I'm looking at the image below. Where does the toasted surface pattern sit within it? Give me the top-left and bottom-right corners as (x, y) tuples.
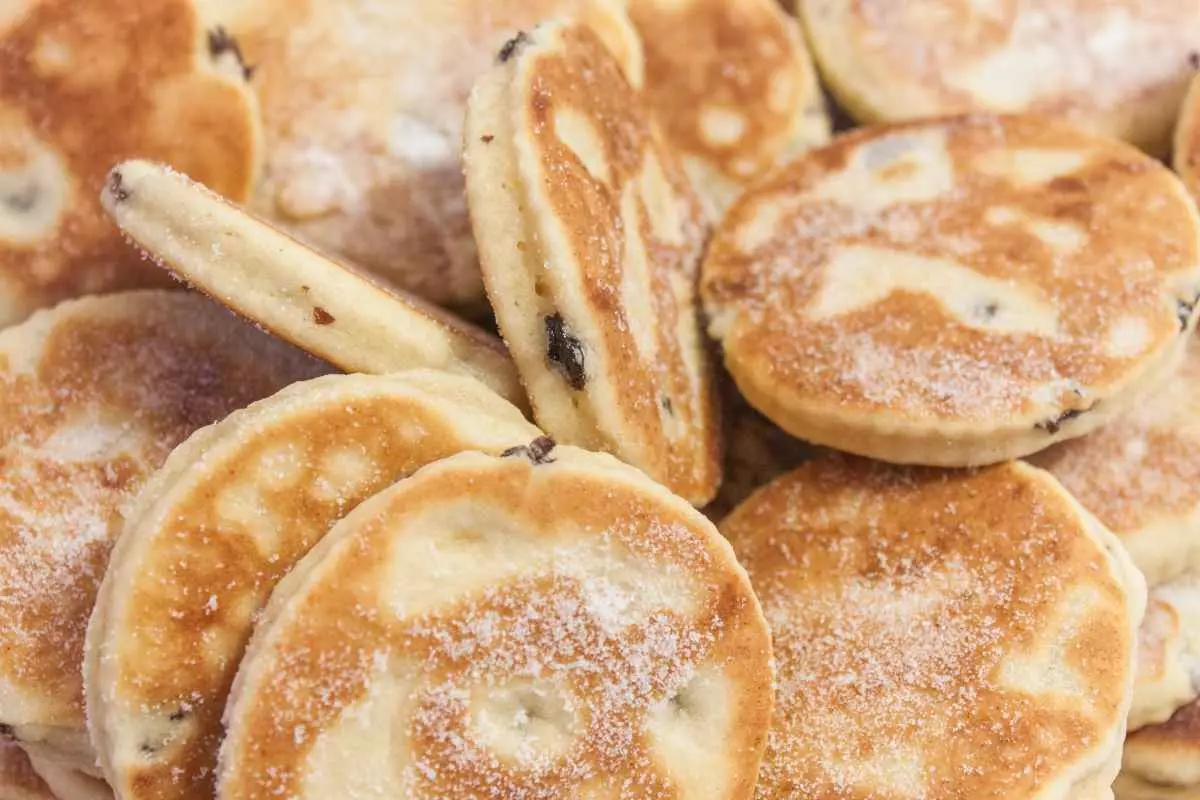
(1032, 335), (1200, 588)
(628, 0), (829, 215)
(465, 21), (722, 504)
(0, 743), (54, 800)
(797, 0), (1200, 155)
(0, 0), (260, 327)
(195, 0), (640, 312)
(87, 372), (540, 800)
(101, 160), (526, 408)
(724, 456), (1145, 800)
(218, 447), (773, 800)
(702, 115), (1200, 466)
(0, 291), (323, 772)
(1176, 74), (1200, 204)
(1119, 700), (1200, 798)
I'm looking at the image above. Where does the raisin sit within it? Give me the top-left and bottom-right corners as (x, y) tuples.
(501, 435), (557, 465)
(313, 307), (335, 326)
(544, 314), (586, 390)
(497, 31), (529, 64)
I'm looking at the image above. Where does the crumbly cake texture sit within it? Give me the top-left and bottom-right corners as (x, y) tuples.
(797, 0), (1200, 155)
(724, 455), (1146, 800)
(464, 20), (723, 505)
(702, 114), (1200, 466)
(194, 0), (642, 313)
(86, 372), (540, 800)
(218, 447), (773, 800)
(0, 290), (324, 775)
(0, 0), (261, 327)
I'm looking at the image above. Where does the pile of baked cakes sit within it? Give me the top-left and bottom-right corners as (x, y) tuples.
(4, 0), (1200, 798)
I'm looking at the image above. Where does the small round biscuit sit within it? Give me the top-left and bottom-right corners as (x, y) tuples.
(0, 0), (261, 327)
(86, 372), (540, 800)
(465, 20), (722, 504)
(627, 0), (829, 215)
(1117, 702), (1200, 799)
(101, 160), (526, 410)
(1175, 73), (1200, 204)
(218, 446), (773, 800)
(194, 0), (642, 313)
(1031, 336), (1200, 728)
(702, 115), (1200, 466)
(796, 0), (1200, 156)
(0, 291), (324, 778)
(724, 455), (1146, 799)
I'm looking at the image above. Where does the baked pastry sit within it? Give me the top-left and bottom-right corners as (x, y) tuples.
(101, 160), (526, 409)
(0, 0), (260, 326)
(627, 0), (828, 215)
(0, 291), (323, 783)
(465, 20), (722, 504)
(725, 455), (1146, 799)
(702, 114), (1200, 466)
(218, 446), (773, 799)
(796, 0), (1200, 155)
(86, 371), (540, 800)
(195, 0), (642, 313)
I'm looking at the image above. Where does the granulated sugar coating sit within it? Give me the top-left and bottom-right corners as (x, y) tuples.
(217, 447), (773, 800)
(87, 372), (539, 800)
(1031, 331), (1200, 589)
(722, 455), (1145, 800)
(0, 291), (323, 738)
(701, 114), (1200, 466)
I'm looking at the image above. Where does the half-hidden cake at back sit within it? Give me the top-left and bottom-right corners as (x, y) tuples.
(724, 455), (1146, 799)
(101, 160), (526, 409)
(1175, 74), (1200, 204)
(193, 0), (642, 314)
(0, 291), (323, 786)
(217, 446), (772, 800)
(0, 742), (54, 800)
(0, 0), (261, 327)
(702, 114), (1200, 466)
(19, 753), (108, 800)
(703, 388), (816, 523)
(1117, 702), (1200, 799)
(86, 371), (541, 800)
(464, 20), (722, 505)
(1032, 334), (1200, 732)
(796, 0), (1200, 155)
(626, 0), (829, 215)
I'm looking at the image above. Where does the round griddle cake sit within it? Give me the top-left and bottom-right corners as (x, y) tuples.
(218, 447), (772, 800)
(0, 290), (324, 776)
(627, 0), (829, 215)
(1127, 579), (1200, 731)
(1118, 700), (1200, 799)
(0, 0), (261, 327)
(87, 371), (540, 800)
(1176, 74), (1200, 204)
(100, 160), (526, 410)
(0, 743), (54, 800)
(702, 114), (1200, 466)
(464, 20), (722, 505)
(796, 0), (1200, 155)
(1031, 334), (1200, 729)
(724, 456), (1146, 799)
(194, 0), (642, 314)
